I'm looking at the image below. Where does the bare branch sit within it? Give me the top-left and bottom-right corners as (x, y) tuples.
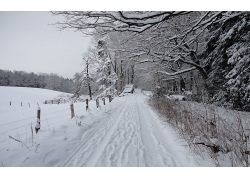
(158, 67), (196, 76)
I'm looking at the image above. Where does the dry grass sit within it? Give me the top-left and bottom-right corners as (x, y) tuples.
(148, 97), (250, 166)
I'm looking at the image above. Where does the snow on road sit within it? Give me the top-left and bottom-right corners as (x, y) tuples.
(61, 90), (199, 167)
(0, 87), (209, 167)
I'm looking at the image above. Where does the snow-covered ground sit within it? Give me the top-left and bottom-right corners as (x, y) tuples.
(0, 86), (213, 167)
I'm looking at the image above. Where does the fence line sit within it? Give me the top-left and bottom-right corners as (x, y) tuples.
(44, 113), (71, 121)
(0, 103), (87, 127)
(0, 107), (86, 134)
(0, 116), (37, 127)
(0, 130), (32, 144)
(0, 112), (72, 135)
(0, 116), (73, 144)
(0, 96), (115, 144)
(0, 122), (36, 135)
(0, 116), (70, 143)
(0, 105), (89, 135)
(43, 117), (72, 129)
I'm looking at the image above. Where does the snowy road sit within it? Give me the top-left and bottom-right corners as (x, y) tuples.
(61, 90), (193, 167)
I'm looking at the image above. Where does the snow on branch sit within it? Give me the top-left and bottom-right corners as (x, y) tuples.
(52, 11), (190, 34)
(158, 67), (196, 76)
(138, 59), (157, 63)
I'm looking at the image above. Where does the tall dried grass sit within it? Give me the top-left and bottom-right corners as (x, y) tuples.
(149, 97), (250, 166)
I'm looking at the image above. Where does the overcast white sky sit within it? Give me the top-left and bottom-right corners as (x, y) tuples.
(0, 11), (91, 79)
(0, 1), (245, 79)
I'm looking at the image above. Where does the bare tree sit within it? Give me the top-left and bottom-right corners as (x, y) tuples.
(52, 11), (189, 34)
(72, 48), (97, 101)
(53, 11), (245, 100)
(52, 11), (243, 79)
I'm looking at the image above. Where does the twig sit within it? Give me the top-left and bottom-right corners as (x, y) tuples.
(8, 135), (30, 151)
(46, 118), (51, 131)
(31, 123), (34, 146)
(1, 161), (4, 167)
(16, 133), (21, 142)
(42, 149), (54, 162)
(35, 144), (40, 153)
(26, 125), (27, 143)
(22, 157), (29, 163)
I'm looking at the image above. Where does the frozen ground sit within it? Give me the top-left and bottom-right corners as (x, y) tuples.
(0, 86), (213, 167)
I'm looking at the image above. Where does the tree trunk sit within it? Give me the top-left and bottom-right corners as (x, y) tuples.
(130, 65), (134, 84)
(127, 69), (129, 84)
(173, 80), (178, 92)
(120, 60), (123, 92)
(86, 59), (92, 100)
(190, 71), (193, 91)
(180, 76), (185, 92)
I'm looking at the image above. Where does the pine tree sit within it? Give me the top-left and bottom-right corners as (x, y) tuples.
(202, 12), (250, 111)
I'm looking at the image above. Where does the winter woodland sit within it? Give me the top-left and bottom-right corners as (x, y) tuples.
(52, 11), (250, 112)
(53, 11), (250, 167)
(1, 11), (250, 167)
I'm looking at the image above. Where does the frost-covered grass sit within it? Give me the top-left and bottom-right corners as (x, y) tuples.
(149, 97), (250, 167)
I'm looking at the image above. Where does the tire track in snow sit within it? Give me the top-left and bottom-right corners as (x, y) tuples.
(81, 96), (132, 166)
(60, 97), (130, 167)
(135, 95), (165, 166)
(136, 96), (141, 166)
(62, 91), (184, 167)
(137, 95), (181, 166)
(94, 95), (144, 166)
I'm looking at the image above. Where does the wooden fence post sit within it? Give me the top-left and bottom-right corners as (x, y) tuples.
(86, 99), (89, 111)
(102, 97), (105, 105)
(52, 100), (53, 104)
(96, 98), (99, 108)
(10, 101), (11, 106)
(45, 100), (47, 104)
(70, 104), (75, 119)
(108, 95), (112, 103)
(28, 103), (30, 108)
(35, 107), (41, 134)
(21, 102), (22, 107)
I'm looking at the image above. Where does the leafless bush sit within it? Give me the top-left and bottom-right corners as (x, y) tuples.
(148, 97), (250, 166)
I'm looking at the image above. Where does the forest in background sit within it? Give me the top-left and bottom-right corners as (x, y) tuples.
(1, 11), (250, 167)
(0, 69), (75, 93)
(1, 12), (249, 112)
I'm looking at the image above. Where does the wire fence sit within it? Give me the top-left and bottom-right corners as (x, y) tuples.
(0, 96), (111, 145)
(0, 102), (88, 127)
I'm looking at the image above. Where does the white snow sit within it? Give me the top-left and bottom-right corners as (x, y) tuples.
(122, 84), (134, 93)
(158, 67), (196, 76)
(166, 94), (186, 101)
(0, 86), (212, 167)
(142, 91), (153, 97)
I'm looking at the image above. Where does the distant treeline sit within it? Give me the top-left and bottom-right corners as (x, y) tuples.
(0, 69), (75, 93)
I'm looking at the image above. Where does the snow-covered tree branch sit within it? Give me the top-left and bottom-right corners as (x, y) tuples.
(158, 67), (196, 76)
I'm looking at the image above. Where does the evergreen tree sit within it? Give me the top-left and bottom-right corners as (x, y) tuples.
(202, 12), (250, 111)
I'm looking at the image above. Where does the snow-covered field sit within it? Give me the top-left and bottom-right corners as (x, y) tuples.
(0, 86), (214, 167)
